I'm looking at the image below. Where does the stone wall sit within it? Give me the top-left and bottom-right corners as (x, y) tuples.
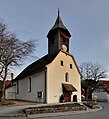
(24, 103), (86, 114)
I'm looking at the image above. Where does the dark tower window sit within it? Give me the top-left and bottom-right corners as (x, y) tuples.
(63, 38), (66, 44)
(51, 38), (54, 44)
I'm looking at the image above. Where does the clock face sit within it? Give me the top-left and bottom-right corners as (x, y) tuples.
(62, 44), (67, 52)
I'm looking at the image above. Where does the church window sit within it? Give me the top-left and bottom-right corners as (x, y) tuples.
(65, 73), (69, 82)
(60, 60), (63, 66)
(28, 77), (31, 92)
(70, 64), (72, 69)
(16, 81), (19, 94)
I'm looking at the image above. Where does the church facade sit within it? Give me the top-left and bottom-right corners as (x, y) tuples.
(5, 11), (82, 103)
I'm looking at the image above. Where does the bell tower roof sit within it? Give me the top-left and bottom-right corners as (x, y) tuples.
(51, 9), (67, 30)
(47, 9), (71, 38)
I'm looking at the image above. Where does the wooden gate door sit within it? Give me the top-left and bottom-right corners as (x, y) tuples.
(64, 92), (71, 102)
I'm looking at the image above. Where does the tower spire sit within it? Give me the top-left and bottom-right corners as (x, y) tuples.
(47, 10), (71, 54)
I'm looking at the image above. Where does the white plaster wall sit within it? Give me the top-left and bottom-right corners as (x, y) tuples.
(15, 70), (46, 102)
(46, 51), (81, 103)
(5, 85), (16, 99)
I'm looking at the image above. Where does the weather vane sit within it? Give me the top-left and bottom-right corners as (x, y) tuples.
(58, 8), (60, 16)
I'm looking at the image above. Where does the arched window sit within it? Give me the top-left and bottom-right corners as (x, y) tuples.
(16, 80), (19, 94)
(28, 77), (31, 92)
(65, 73), (69, 82)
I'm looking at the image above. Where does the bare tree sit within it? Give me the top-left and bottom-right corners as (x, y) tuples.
(0, 22), (36, 99)
(80, 62), (107, 100)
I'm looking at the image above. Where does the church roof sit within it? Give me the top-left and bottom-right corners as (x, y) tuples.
(47, 9), (71, 38)
(62, 83), (77, 92)
(14, 51), (60, 81)
(14, 51), (82, 81)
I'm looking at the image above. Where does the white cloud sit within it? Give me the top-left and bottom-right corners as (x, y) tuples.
(100, 30), (109, 50)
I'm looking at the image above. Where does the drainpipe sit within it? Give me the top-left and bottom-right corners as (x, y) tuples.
(44, 68), (47, 103)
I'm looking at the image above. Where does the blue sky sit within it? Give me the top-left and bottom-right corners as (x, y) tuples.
(0, 0), (109, 77)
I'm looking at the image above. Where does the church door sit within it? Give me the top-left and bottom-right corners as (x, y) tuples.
(62, 83), (77, 102)
(64, 92), (71, 102)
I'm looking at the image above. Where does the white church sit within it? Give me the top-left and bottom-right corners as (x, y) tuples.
(5, 11), (82, 103)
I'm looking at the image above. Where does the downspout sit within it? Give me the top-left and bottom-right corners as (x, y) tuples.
(44, 67), (47, 103)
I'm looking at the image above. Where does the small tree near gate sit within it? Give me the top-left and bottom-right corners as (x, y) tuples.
(80, 62), (107, 100)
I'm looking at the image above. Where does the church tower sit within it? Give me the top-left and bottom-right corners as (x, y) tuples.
(47, 9), (71, 54)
